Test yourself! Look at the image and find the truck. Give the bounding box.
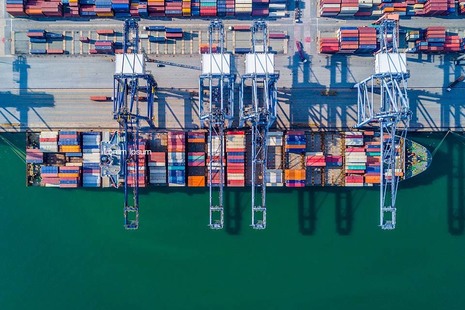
[447,75,465,92]
[295,41,308,63]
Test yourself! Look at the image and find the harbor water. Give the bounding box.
[1,132,465,309]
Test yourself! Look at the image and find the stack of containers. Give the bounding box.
[225,0,234,15]
[6,0,27,17]
[39,131,58,152]
[344,132,366,186]
[165,0,183,16]
[26,149,44,164]
[182,0,191,15]
[357,26,377,53]
[79,4,97,17]
[355,0,373,16]
[425,26,446,52]
[148,133,167,185]
[338,27,359,53]
[306,152,326,167]
[379,2,407,15]
[284,131,306,188]
[319,37,339,53]
[94,40,114,54]
[235,0,252,15]
[424,0,448,15]
[41,1,64,16]
[444,35,462,52]
[67,0,80,17]
[251,0,269,16]
[40,166,60,186]
[167,131,186,186]
[364,132,381,185]
[95,0,114,17]
[138,1,149,17]
[226,131,246,187]
[338,0,358,16]
[191,0,200,15]
[265,132,284,187]
[23,1,42,16]
[319,0,341,16]
[200,0,217,16]
[27,29,46,39]
[217,0,226,15]
[187,131,206,187]
[58,131,81,154]
[406,30,421,42]
[127,139,147,188]
[59,166,80,188]
[268,0,285,17]
[82,132,101,188]
[148,0,165,16]
[207,133,225,186]
[447,0,455,14]
[112,0,130,17]
[165,28,183,39]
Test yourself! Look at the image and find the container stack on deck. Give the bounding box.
[82,132,101,188]
[284,131,306,187]
[344,132,366,186]
[39,132,58,152]
[148,133,167,185]
[364,132,381,185]
[187,131,206,187]
[58,131,80,154]
[167,132,186,186]
[226,131,246,187]
[265,132,284,187]
[324,133,344,186]
[40,166,60,187]
[26,149,43,164]
[127,139,147,188]
[59,166,80,188]
[207,133,225,186]
[305,132,325,186]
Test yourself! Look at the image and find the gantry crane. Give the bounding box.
[101,19,157,230]
[354,14,411,230]
[199,20,235,229]
[239,21,279,229]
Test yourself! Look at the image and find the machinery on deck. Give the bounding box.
[239,21,280,229]
[199,20,236,229]
[354,14,411,230]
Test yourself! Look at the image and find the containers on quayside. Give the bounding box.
[265,131,284,187]
[167,131,186,186]
[226,131,246,187]
[187,131,206,187]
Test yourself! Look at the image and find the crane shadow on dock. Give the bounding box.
[156,88,199,129]
[0,56,55,132]
[287,54,357,130]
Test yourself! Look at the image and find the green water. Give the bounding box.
[1,132,465,309]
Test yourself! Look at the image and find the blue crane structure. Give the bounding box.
[354,14,411,230]
[239,21,279,229]
[101,18,157,230]
[199,20,235,229]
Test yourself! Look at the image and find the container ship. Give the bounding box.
[26,130,431,188]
